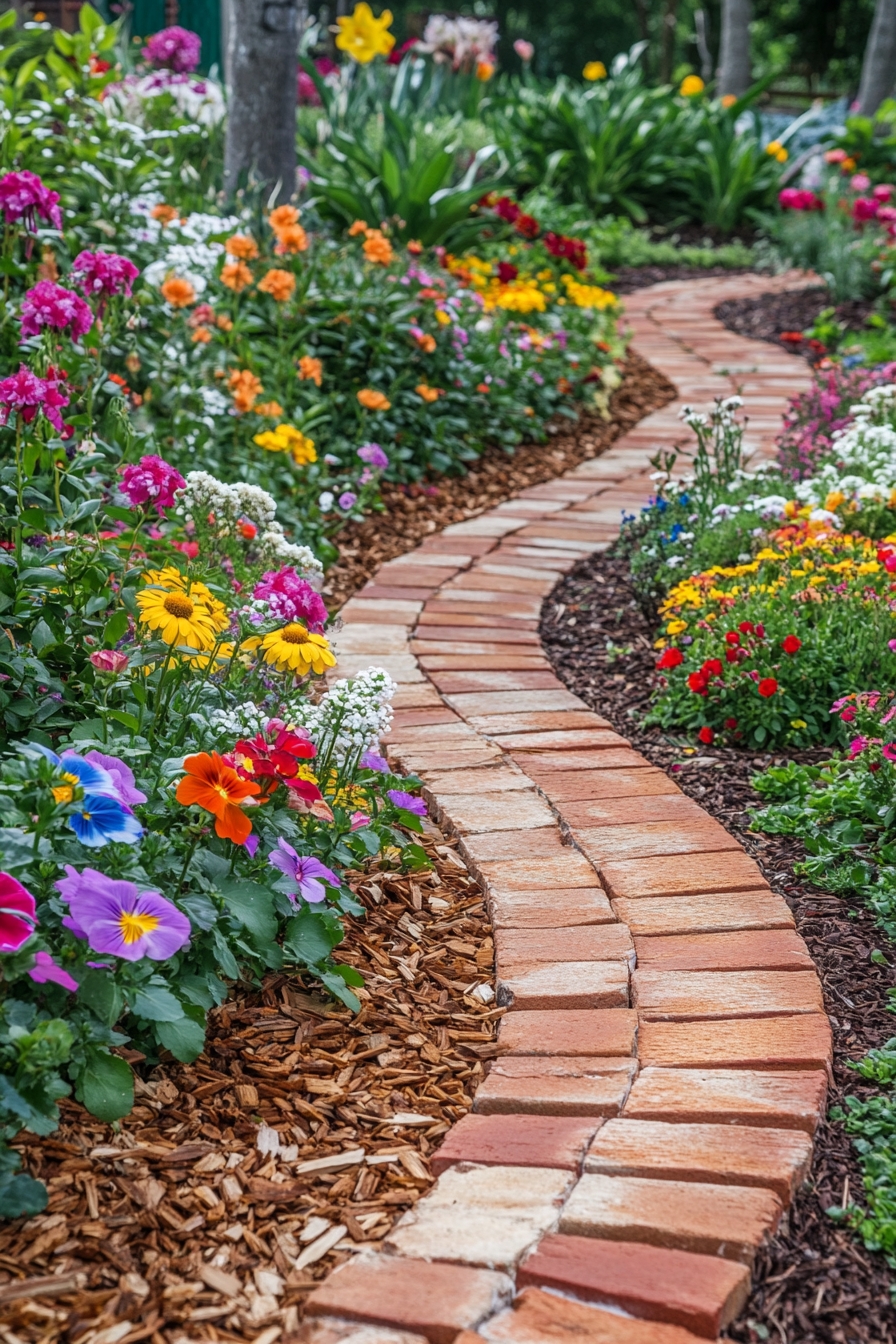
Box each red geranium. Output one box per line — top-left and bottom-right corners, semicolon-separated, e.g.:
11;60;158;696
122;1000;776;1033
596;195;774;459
493;196;520;223
738;621;754;634
514;213;540;238
782;635;801;654
230;725;321;804
725;631;740;646
702;658;723;677
656;647;683;670
688;671;709;695
758;678;778;698
697;726;714;744
724;717;738;729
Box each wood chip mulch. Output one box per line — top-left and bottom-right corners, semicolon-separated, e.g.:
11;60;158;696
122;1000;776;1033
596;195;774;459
540;550;896;1344
715;287;877;362
325;350;676;609
1;823;502;1343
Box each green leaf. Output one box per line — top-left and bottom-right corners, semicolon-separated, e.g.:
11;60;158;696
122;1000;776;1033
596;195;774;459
77;969;124;1027
107;709;139;732
76;1049;133;1122
29;620;56;655
103;610;129;645
20;508;48;530
283;904;343;966
0;1170;48;1218
218;879;277;945
132;985;184;1022
332;963;364;987
78;2;104;35
156;1012;206;1063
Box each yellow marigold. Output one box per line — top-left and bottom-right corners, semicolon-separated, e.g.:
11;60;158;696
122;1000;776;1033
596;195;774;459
679;74;705;96
335;1;395;64
348;219;369;236
274;224;309;255
253;424;317;466
191;326;213;344
434;309;451;325
269;205;300;232
258;268;296;302
161;276;196;308
151;203;179;225
562;274;616;309
229;368;264;413
492;282;546;314
583;60;606;80
226;234;259;260
298;355;323;386
363;229;394;265
254;400;284;417
825;490;846;511
221;261;253;292
357;388;391;411
415;383;442;403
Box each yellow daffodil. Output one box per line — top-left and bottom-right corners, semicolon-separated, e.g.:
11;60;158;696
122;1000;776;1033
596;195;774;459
335;2;395;63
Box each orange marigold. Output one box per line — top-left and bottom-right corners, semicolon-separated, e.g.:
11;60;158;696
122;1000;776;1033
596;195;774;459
258;268;296;302
415;383;442;403
161;276;196;308
226;234;260;260
274;224;309;255
229;368;264;413
191;326;213;344
255;399;284;417
221;261;253;292
298;355;323;386
407;240;424;255
348;219;369;237
269;204;300;233
357;388;391;411
415;333;436;353
363;229;394;265
151;203;179;225
216;314;234;332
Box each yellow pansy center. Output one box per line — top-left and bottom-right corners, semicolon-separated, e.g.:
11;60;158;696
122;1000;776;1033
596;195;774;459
118;910;160;944
281;625;310;645
52;771;79;804
163;593;196;619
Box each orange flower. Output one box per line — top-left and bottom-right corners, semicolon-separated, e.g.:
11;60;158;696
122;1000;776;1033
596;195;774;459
226;234;260;260
476;382;490;393
229;368;264;412
415;333;436;353
274;224;309;255
357;388;391;411
476;60;495;81
298;355;323;386
415;383;442;403
161;276;196;308
255;399;284;417
151;203;179;225
363;229;394;265
407;240;423;256
221;261;253;292
175;751;261;845
258;268;296;302
191;326;213;344
216;314;234;332
269;204;300;232
348;219;369;237
37;246;58;282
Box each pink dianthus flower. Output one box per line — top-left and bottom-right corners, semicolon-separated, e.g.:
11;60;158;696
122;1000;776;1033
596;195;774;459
20;281;93;341
71;250;140;300
142;25;201;73
0;170;62;232
119;454;186;514
253;566;328;632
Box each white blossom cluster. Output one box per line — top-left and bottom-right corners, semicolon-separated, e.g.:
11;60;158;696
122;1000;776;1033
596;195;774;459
107;72;226;129
256;524;323;579
419;15;497;69
790;383;896;509
175;472;323;579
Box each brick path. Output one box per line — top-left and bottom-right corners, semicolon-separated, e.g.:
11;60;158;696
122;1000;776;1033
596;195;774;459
308;274;829;1343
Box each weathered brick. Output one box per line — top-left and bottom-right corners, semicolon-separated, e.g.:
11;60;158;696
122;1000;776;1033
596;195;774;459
478;1286;713;1344
638;1014;832;1072
445;690;584;716
537;768;679;802
614;890;792;936
469;711;613;734
623;1066;827;1132
497;1008;637;1057
577;820;741;864
518;1233;750;1338
561;794;704;828
492;729;630;751
475;1055;636;1116
632;968;824;1020
601;851;767;899
512;748;656;774
431;1113;600;1175
497;960;629;1011
476;852;600;891
496;924;633;970
431;790;557;835
634;929;813;971
489;887;615;929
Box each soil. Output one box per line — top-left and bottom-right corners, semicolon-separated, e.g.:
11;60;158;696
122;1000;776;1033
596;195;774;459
715;287;878;361
609;264;753;295
540;550;896;1344
325;351;677;610
1;825;501;1343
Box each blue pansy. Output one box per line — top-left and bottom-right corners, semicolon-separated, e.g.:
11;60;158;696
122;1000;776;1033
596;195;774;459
69;794;143;848
31;743;116;795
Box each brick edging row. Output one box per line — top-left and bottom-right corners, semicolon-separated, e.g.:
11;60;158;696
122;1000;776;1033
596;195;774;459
306;273;827;1344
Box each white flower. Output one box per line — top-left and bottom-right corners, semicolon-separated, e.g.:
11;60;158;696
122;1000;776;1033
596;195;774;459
318;491;334;512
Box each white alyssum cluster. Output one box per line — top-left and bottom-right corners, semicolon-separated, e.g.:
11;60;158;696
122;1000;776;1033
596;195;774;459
136;208;240;294
256;523;322;579
175;472;323;580
791;383;896;508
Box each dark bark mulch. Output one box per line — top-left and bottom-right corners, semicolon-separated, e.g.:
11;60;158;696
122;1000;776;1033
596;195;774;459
326;351;677;609
715;287;877;362
609;264;753;295
540;550;896;1344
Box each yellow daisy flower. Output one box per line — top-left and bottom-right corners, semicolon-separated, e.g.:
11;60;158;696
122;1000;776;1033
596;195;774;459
260;623;337;676
137;579;229;651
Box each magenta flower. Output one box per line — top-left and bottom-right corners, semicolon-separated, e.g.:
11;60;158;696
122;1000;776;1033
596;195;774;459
883;744;896;763
90;649;129;674
361;751;389;773
350;811;370;830
0;170;62;232
358;442;389;469
20;281;93;342
83;750;148;807
388;789;427;816
143;26;201;73
56;866;191;962
118;454;185;514
252;566;328;632
70;250;139;300
268;839;339;904
28;950;78;992
0;872;37;953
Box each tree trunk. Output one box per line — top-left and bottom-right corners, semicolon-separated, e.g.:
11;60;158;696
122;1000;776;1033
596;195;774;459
224;0;298;203
717;0;752;97
858;0;896;117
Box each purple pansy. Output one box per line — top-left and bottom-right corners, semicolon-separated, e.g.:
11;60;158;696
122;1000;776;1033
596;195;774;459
267;839;340;904
357;442;389;469
84;751;148;807
388;789;427;816
55;866;191;962
361;751;390;773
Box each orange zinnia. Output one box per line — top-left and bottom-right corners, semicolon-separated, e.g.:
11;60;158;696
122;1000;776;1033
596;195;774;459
297;355;323;386
216;314;234;332
176;752;261;845
191;326;213;344
274;224;309;255
221;261;253;292
415;333;436;353
415;383;442;402
255;399;284;417
152;203;179;225
229;368;264;412
161;276;196;308
348;219;368;237
269;204;300;233
363;230;394;265
226;234;260;260
357;388;391;411
258;268;296;302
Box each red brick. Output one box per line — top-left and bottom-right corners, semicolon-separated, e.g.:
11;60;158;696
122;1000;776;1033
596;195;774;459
632;968;823;1021
468;711;613;734
393;745;503;773
436;790;557;836
460;829;569;862
497;960;629;1011
615;890;793;936
577;820;741;863
419;655;549;671
431;1113;600;1175
496;924;633;970
423;766;534;796
489;888;615;929
601;851;768;900
476;1055;635;1116
361;584;440;601
413;628;541;646
538;769;678;802
586;1117;812;1202
512;749;665;775
559;1172;781;1264
482;1287;711;1344
444;690;583;715
562;794;703;827
497;1008;637;1057
428;672;565;694
492;729;630;751
638;1014;832;1072
304;1257;513;1343
475;852;600;890
518;1234;749;1338
634;929;813;971
623;1066;827;1132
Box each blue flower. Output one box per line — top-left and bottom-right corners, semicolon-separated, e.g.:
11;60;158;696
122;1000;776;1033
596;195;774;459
69;794;143;848
31;743;117;796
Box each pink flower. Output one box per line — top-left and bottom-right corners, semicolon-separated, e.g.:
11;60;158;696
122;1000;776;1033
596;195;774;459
840;706;857;722
119;454;185;513
20;281;93;341
853;197;879;222
350;811;370;830
0;170;62;232
71;250;139;300
883;744;896;762
90;649;129;674
874;184;895;201
514;38;534;61
28;950;78;992
143;25;201;73
252;566;328;631
850;173;872;191
0;363;70;434
0;872;37;952
849;736;869;757
778;187;823;212
297;69;321;105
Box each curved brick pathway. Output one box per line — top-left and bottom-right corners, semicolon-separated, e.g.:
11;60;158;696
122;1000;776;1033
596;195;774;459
306;274;829;1343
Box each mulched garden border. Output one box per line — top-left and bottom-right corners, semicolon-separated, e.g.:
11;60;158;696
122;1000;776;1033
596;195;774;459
715;286;877;362
540;550;896;1344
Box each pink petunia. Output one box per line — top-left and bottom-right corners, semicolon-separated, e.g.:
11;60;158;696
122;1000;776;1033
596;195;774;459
28;950;78;991
119;454;185;514
0;872;37;952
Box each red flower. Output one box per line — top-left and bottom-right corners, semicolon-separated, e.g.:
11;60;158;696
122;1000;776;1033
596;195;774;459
755;624;765;638
725;631;740;646
782;635;801;654
231;725;320;802
724;717;738;729
702;658;723;677
758;678;778;698
514;213;540;239
687;671;708;695
725;649;738;663
493;196;520;223
738;621;754;634
496;262;519;283
656;647;684;670
697;726;714;744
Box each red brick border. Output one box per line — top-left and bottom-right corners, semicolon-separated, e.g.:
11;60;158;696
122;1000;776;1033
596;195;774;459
307;274;829;1343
